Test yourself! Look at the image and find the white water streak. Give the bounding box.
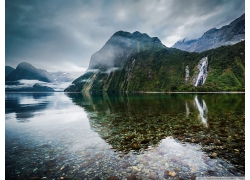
[195,57,208,86]
[194,96,208,127]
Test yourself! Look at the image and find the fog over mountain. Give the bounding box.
[5,0,245,73]
[5,62,74,92]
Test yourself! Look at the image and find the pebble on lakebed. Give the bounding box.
[131,142,140,150]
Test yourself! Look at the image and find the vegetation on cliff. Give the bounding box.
[65,31,244,92]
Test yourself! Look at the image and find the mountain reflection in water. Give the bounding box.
[66,92,244,173]
[5,92,244,179]
[5,92,52,122]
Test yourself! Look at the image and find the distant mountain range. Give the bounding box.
[172,14,245,52]
[5,62,74,92]
[6,62,74,83]
[6,62,52,82]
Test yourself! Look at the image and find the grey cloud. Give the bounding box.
[5,0,245,78]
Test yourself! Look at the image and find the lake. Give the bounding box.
[5,92,245,179]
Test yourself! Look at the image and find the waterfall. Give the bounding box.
[195,57,208,86]
[185,65,189,84]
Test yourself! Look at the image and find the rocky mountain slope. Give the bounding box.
[172,14,245,52]
[65,31,245,92]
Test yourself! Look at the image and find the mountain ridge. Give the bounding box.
[172,13,245,52]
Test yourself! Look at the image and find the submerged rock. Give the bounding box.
[132,166,140,172]
[125,135,135,141]
[106,176,119,180]
[205,160,215,167]
[149,172,158,180]
[211,153,217,158]
[190,174,196,180]
[121,162,130,168]
[164,170,170,178]
[128,173,137,180]
[207,170,216,176]
[92,176,101,180]
[131,142,140,150]
[82,162,91,168]
[140,139,150,144]
[168,171,176,177]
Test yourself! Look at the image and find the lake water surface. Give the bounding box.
[5,92,245,179]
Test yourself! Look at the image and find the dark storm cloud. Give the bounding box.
[5,0,245,78]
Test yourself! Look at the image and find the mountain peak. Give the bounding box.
[16,62,36,71]
[112,30,151,39]
[112,30,132,38]
[88,30,165,69]
[229,13,245,26]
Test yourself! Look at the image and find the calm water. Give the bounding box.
[5,92,245,180]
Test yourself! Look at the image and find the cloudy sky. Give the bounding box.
[5,0,245,78]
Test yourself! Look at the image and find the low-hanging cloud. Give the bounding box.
[5,79,72,92]
[5,0,245,78]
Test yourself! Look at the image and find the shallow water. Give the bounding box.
[5,92,245,179]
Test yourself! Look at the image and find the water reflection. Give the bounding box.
[185,96,208,127]
[5,92,245,179]
[66,92,244,173]
[5,93,53,122]
[67,92,195,152]
[194,95,208,127]
[185,101,190,118]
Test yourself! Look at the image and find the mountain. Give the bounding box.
[65,31,245,92]
[172,14,245,52]
[5,66,14,77]
[6,62,52,82]
[88,30,165,70]
[5,62,74,83]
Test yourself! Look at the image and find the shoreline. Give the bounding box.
[143,91,245,94]
[5,91,245,94]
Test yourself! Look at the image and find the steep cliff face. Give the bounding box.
[172,14,245,52]
[65,31,167,92]
[65,30,245,92]
[88,31,165,70]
